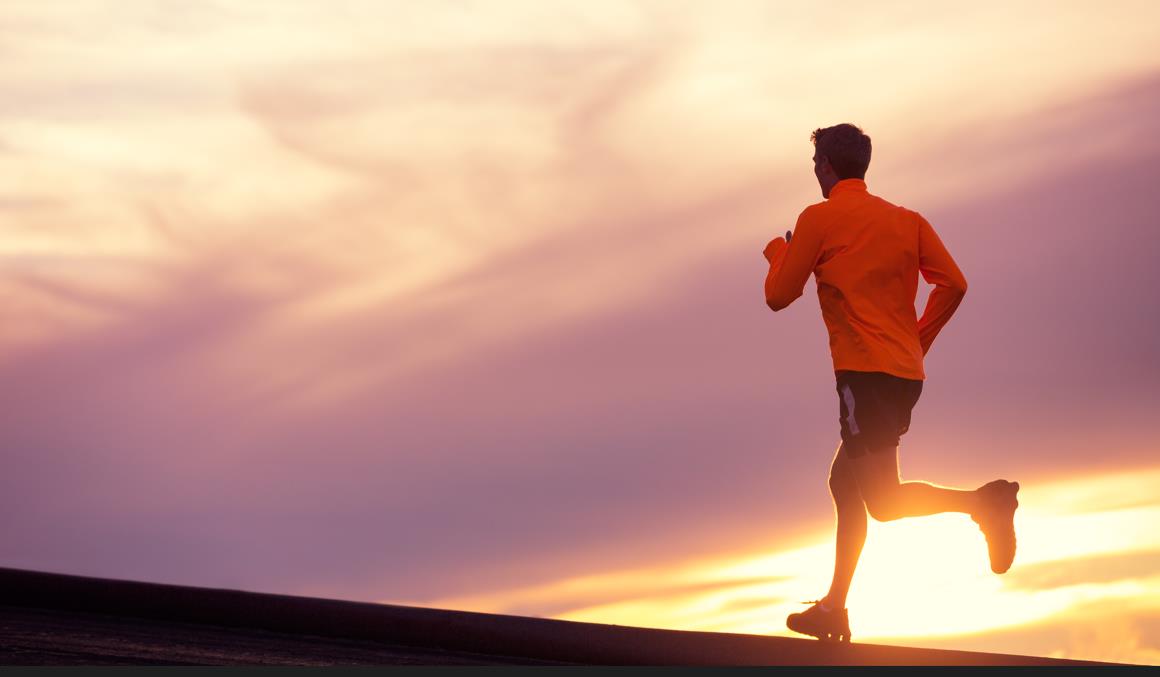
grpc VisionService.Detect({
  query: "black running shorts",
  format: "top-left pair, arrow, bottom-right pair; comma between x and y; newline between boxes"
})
836,370 -> 923,458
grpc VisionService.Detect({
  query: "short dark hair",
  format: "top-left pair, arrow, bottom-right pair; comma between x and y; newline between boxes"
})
811,123 -> 871,180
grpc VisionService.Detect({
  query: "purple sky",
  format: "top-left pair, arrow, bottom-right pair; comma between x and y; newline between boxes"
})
1,2 -> 1159,662
3,72 -> 1158,605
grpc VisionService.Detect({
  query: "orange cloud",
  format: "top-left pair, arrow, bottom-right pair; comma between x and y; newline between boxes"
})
1,4 -> 1159,666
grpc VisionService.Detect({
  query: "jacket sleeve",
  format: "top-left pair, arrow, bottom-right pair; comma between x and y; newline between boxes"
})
764,207 -> 825,312
915,212 -> 968,354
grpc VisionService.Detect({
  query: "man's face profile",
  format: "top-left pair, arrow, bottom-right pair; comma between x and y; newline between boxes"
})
813,151 -> 835,198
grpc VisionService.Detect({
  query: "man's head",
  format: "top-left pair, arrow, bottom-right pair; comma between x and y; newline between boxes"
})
811,123 -> 871,198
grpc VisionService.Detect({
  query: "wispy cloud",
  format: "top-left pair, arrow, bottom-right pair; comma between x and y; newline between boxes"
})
1,2 -> 1159,664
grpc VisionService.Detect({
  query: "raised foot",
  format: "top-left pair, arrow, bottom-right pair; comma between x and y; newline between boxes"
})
972,479 -> 1020,574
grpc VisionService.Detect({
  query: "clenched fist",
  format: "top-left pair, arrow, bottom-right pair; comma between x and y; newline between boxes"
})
763,231 -> 793,262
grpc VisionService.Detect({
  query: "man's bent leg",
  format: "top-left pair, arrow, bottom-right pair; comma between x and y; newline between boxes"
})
824,442 -> 867,610
851,446 -> 980,522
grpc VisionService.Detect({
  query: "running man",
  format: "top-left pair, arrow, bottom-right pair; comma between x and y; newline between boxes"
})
762,123 -> 1019,643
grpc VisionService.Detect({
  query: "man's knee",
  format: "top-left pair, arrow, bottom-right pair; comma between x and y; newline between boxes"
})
848,444 -> 903,520
863,491 -> 905,522
828,468 -> 860,505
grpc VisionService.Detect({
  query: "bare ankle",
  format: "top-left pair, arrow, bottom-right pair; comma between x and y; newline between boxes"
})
968,489 -> 983,515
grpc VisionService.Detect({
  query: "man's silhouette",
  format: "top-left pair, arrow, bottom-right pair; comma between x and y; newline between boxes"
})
763,123 -> 1019,643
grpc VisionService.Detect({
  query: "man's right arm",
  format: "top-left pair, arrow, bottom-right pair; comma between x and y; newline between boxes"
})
764,207 -> 825,312
916,213 -> 968,354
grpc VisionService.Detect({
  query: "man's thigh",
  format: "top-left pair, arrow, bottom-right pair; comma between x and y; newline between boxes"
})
848,445 -> 901,500
829,443 -> 861,499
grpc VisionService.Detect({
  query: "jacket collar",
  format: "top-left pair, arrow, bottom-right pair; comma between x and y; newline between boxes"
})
829,178 -> 867,198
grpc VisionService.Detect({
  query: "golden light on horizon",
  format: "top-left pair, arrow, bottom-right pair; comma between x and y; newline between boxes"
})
2,1 -> 1159,667
415,466 -> 1160,664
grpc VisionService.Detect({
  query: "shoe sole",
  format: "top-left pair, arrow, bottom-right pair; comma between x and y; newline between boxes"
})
787,617 -> 852,643
986,481 -> 1019,574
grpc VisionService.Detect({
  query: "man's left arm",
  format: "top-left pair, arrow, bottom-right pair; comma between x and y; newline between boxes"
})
915,212 -> 968,354
764,208 -> 824,312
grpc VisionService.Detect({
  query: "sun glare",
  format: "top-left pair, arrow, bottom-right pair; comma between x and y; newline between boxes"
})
416,467 -> 1160,663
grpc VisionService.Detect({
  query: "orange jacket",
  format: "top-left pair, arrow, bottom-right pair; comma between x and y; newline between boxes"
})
763,179 -> 966,380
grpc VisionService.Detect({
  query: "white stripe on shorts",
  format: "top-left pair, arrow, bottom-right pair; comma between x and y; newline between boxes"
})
841,384 -> 860,435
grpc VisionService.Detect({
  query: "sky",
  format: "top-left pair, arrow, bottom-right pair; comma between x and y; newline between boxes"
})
1,0 -> 1159,665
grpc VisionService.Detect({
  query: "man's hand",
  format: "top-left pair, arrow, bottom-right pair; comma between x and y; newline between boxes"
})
763,231 -> 793,262
763,237 -> 783,262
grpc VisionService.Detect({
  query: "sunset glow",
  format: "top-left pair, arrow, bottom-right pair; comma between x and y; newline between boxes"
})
421,467 -> 1160,663
2,0 -> 1158,666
